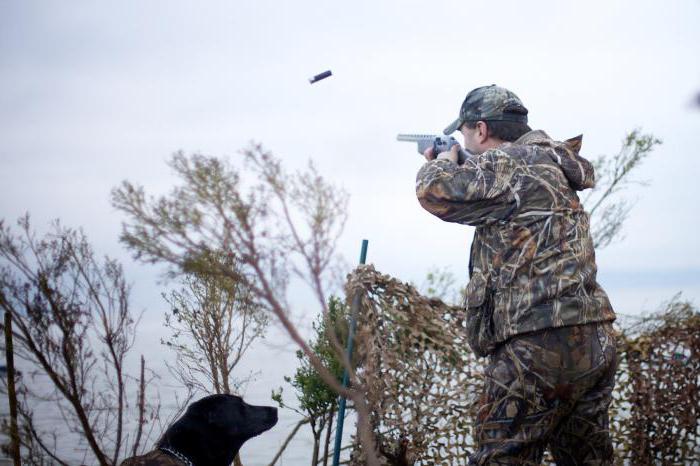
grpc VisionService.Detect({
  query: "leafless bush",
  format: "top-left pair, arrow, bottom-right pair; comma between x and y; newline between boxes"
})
162,250 -> 269,396
583,129 -> 661,249
111,145 -> 384,464
0,216 -> 159,465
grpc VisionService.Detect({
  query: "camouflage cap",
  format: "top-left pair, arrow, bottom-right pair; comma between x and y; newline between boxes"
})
443,85 -> 528,135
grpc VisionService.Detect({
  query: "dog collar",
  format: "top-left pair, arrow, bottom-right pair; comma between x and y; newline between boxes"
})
159,446 -> 194,466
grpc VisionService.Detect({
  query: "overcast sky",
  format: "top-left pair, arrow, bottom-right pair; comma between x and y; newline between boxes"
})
2,0 -> 699,462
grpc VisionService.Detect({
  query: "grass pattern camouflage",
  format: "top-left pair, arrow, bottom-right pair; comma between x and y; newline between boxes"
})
471,322 -> 617,465
415,130 -> 615,356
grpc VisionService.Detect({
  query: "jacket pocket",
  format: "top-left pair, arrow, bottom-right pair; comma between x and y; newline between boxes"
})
464,271 -> 497,357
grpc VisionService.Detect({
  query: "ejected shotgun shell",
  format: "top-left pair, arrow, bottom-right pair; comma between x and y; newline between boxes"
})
309,70 -> 332,84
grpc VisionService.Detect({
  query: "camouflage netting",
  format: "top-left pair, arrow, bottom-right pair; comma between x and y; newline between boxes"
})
611,299 -> 700,464
345,265 -> 483,465
345,265 -> 700,465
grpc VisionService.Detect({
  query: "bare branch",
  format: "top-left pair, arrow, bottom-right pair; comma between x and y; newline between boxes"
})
584,129 -> 661,248
266,417 -> 310,466
161,251 -> 269,396
0,217 -> 160,465
111,145 -> 382,464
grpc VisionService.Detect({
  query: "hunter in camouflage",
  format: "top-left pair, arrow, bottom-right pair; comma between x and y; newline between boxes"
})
473,322 -> 618,465
416,85 -> 617,465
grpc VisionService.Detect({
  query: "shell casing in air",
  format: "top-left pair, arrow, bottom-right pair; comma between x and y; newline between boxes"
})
309,70 -> 332,84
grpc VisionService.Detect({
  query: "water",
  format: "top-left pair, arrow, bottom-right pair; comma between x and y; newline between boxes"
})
0,326 -> 354,466
3,280 -> 696,465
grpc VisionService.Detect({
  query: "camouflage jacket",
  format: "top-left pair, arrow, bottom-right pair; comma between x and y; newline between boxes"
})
416,130 -> 615,356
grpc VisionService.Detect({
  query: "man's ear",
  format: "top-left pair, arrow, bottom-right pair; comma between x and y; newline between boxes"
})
477,121 -> 489,143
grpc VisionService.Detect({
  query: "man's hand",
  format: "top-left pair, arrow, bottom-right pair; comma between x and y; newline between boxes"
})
423,144 -> 461,163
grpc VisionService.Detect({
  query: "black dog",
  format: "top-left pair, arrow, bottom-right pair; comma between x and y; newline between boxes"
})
121,394 -> 278,466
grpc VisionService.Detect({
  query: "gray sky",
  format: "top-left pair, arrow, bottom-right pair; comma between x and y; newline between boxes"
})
2,0 -> 699,462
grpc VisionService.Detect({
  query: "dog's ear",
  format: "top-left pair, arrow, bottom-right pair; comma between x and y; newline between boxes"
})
204,395 -> 245,434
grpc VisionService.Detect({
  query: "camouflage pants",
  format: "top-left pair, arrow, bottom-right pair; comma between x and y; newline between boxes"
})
469,322 -> 618,466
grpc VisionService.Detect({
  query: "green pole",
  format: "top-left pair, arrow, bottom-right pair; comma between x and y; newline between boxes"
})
331,239 -> 368,466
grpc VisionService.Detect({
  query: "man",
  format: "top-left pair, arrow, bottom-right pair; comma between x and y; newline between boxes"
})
416,85 -> 617,465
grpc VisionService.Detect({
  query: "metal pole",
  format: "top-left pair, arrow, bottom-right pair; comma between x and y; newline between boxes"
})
4,311 -> 21,466
331,239 -> 368,466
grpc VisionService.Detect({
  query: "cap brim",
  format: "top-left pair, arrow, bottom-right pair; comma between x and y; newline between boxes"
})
443,118 -> 462,135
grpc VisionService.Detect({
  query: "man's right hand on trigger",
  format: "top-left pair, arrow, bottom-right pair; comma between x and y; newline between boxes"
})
423,144 -> 460,163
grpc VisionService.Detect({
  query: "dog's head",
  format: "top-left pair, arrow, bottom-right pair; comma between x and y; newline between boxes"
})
158,394 -> 278,466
